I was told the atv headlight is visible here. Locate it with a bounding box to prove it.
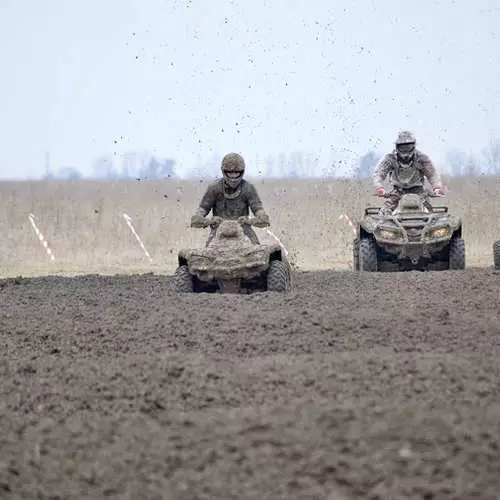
[428,227,451,239]
[378,229,400,240]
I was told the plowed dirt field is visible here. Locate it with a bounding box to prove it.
[1,267,499,499]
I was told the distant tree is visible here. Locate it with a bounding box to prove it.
[445,149,468,177]
[92,155,118,179]
[55,166,83,180]
[305,152,321,177]
[137,156,176,179]
[264,154,276,177]
[161,158,176,177]
[41,169,55,180]
[289,151,304,177]
[184,152,219,179]
[276,153,288,177]
[354,151,381,178]
[463,156,480,177]
[139,156,161,179]
[481,138,500,174]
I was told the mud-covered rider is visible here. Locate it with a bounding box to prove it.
[373,131,444,215]
[190,152,270,245]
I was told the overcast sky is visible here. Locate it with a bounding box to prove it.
[1,0,499,179]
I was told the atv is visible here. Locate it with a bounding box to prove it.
[353,192,465,272]
[175,217,292,293]
[494,240,500,269]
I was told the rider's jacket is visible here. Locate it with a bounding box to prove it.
[196,179,264,218]
[373,149,442,190]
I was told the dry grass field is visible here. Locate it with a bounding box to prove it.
[1,176,498,278]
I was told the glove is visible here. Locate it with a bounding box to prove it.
[376,187,386,197]
[191,214,222,228]
[190,214,208,228]
[433,187,445,197]
[253,211,270,227]
[238,216,251,225]
[208,216,223,227]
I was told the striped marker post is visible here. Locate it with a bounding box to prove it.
[122,213,153,263]
[338,213,357,237]
[28,213,55,261]
[266,229,289,257]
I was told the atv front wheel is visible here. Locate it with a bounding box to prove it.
[493,240,500,269]
[353,239,360,271]
[449,236,466,270]
[267,260,291,292]
[174,265,194,292]
[359,238,378,272]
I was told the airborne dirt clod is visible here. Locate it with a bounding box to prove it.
[0,269,499,499]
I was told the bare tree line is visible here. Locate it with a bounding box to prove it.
[42,138,500,180]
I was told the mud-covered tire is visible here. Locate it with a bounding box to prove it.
[267,260,291,292]
[359,238,378,272]
[174,265,194,292]
[449,237,466,270]
[353,239,360,271]
[493,241,500,269]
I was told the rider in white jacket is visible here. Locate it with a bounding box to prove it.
[373,131,444,215]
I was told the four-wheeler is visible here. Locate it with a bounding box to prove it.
[175,217,292,293]
[353,192,465,272]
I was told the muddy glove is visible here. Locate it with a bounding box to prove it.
[376,187,386,197]
[191,214,209,228]
[238,216,251,225]
[252,211,270,228]
[207,216,223,227]
[433,187,445,197]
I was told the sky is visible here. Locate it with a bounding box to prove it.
[1,0,499,179]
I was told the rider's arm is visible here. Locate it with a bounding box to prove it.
[190,184,217,228]
[373,154,392,188]
[420,153,443,189]
[247,183,270,225]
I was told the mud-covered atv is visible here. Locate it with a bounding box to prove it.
[175,217,292,293]
[494,240,500,269]
[353,192,465,272]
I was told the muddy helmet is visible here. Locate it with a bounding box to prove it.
[221,152,245,189]
[395,130,416,164]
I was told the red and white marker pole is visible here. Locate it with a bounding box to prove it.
[122,213,153,263]
[338,213,357,237]
[266,229,289,257]
[27,213,55,261]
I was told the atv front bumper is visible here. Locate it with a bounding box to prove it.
[375,237,450,261]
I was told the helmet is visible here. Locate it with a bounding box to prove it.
[395,130,416,164]
[221,152,245,189]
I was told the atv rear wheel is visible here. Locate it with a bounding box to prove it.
[449,236,466,270]
[267,260,291,292]
[493,240,500,269]
[359,238,378,272]
[174,265,194,292]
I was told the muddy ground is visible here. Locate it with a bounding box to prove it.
[0,268,499,499]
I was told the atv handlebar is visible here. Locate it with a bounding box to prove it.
[203,216,270,229]
[373,191,445,199]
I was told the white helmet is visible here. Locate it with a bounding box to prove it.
[395,130,416,164]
